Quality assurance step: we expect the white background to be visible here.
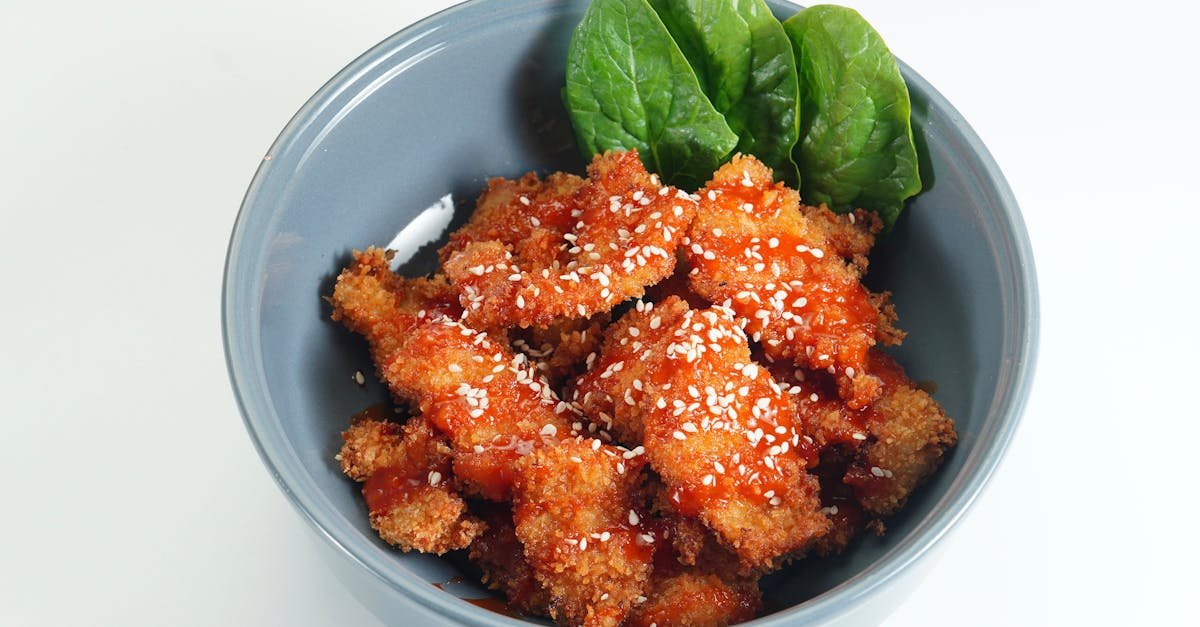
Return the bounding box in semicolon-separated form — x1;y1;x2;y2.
2;0;1197;624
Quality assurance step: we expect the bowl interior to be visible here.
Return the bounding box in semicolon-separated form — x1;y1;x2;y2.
224;0;1035;624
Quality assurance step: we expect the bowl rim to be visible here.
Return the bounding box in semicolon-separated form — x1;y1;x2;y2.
222;0;1040;624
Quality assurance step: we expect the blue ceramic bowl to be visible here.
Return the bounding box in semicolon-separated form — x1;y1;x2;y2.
223;0;1038;624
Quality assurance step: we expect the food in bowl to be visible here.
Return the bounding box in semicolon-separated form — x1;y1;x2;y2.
326;148;956;626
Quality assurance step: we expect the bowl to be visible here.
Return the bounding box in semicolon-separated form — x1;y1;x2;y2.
222;0;1039;624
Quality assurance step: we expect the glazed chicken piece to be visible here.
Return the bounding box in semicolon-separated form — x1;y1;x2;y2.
336;414;484;553
513;437;654;627
333;248;655;626
574;296;830;572
331;247;572;501
771;350;957;521
683;154;902;410
443;150;697;330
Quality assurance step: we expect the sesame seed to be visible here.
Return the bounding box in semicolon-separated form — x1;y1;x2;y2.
541;424;557;437
519;196;531;206
579;538;588;550
702;474;715;486
629;510;640;525
870;466;886;477
353;370;365;386
599;531;611;542
448;363;462;373
428;471;442;485
852;433;867;441
592;438;601;451
672;431;687;441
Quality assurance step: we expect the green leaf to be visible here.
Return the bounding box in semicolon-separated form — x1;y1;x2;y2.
783;5;922;230
648;0;801;185
564;0;739;188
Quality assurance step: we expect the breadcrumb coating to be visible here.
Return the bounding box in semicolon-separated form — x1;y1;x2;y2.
513;438;654;627
331;247;573;501
576;297;829;573
336;416;484;554
683;155;902;410
443;150;697;330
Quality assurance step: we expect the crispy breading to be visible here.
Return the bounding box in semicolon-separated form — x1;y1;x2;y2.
468;503;553;618
683;155;902;410
575;297;830;573
336;416;484;554
625;570;760;627
330;248;573;500
510;313;609;390
843;352;958;517
443;150;697;330
439;170;586;265
512;438;654;627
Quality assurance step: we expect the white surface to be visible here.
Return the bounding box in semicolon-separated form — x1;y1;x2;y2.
1;0;1197;624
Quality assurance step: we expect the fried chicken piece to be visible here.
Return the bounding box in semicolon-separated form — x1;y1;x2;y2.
469;504;553;618
439;170;586;265
336;415;484;554
625;570;760;627
510;313;608;390
443;150;698;330
842;352;958;517
330;247;573;501
512;437;654;627
773;351;957;520
575;297;830;573
683;155;902;410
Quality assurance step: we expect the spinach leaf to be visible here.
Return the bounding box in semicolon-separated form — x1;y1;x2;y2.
648;0;801;185
564;0;739;188
783;5;921;230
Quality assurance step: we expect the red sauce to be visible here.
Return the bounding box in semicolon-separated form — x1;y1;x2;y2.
362;465;422;515
687;181;880;398
465;596;524;618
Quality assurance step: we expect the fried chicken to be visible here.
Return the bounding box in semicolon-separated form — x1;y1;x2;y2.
443;150;697;330
683;154;902;410
512;437;654;627
575;296;830;573
336;415;484;553
773;350;957;523
331;247;573;501
842;352;958;517
625;570;760;627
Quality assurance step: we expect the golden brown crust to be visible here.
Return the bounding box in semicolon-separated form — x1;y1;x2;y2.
443;150;697;330
625;570;760;627
337;416;484;554
683;155;902;410
845;355;958;516
576;297;830;573
513;438;653;627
